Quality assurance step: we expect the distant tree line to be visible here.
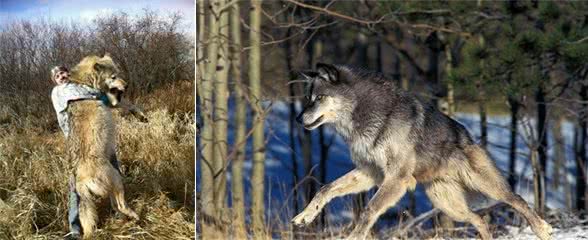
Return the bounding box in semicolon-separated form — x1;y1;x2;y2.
0;9;194;127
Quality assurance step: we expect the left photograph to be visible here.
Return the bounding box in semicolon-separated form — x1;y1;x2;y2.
0;1;195;239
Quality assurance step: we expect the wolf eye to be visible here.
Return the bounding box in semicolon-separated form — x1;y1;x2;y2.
316;95;326;101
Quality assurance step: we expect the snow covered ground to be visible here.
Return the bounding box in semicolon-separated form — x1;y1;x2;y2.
494;225;587;240
197;99;584;235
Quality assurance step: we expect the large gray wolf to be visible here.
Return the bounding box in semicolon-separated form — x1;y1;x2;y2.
291;63;552;240
68;54;139;238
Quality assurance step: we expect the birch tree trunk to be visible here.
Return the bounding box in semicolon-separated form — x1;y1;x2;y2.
249;0;266;237
196;0;206;94
199;0;221;237
230;1;247;238
213;0;230;217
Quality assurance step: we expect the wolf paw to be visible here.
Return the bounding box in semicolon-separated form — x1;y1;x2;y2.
125;210;140;221
291;211;316;226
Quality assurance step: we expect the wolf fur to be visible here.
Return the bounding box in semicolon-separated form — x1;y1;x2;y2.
291;63;553;240
67;54;139;238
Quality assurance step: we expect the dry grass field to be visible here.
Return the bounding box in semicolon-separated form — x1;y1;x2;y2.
0;80;195;239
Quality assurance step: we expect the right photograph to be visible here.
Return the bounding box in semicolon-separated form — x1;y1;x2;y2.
196;1;588;239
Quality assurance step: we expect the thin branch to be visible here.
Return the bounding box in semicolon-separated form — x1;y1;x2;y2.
284;0;383;25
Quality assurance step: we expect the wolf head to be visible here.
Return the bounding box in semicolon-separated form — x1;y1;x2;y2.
70;54;127;107
296;63;356;130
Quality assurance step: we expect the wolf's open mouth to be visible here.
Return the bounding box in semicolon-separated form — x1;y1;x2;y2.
304;115;324;129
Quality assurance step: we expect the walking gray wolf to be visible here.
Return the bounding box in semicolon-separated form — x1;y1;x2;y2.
291;63;553;240
67;54;139;238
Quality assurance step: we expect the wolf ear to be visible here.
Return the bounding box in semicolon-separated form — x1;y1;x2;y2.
316;63;339;84
101;53;113;62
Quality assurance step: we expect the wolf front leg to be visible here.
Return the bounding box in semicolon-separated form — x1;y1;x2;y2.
292;168;376;226
117;99;148;122
346;176;413;240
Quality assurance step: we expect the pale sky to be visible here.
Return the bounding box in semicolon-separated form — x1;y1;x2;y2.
0;0;194;35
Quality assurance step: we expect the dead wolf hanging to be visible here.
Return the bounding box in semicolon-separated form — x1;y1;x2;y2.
292;63;553;240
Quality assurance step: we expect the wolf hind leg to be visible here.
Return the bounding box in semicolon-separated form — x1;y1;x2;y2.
76;182;101;239
464;145;553;240
424;180;491;240
111;172;139;220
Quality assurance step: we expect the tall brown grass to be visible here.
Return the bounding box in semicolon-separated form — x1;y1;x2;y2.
0;80;195;239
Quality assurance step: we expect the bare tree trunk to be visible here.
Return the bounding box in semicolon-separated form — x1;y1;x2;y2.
300;129;312;206
377;40;383;73
531;148;546;216
230;2;247;238
508;96;519;190
535;86;547;215
302;37;321;209
477;36;488;149
195;3;204;237
425;31;442;108
199;0;221;237
444;44;455;117
577;83;587;215
391;51;402;85
354;32;369;67
312;39;328;228
553;116;565;190
249;0;266;237
478;87;487;149
284;27;299;218
213;0;230;218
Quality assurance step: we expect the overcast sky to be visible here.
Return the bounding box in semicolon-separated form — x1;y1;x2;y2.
0;0;194;35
